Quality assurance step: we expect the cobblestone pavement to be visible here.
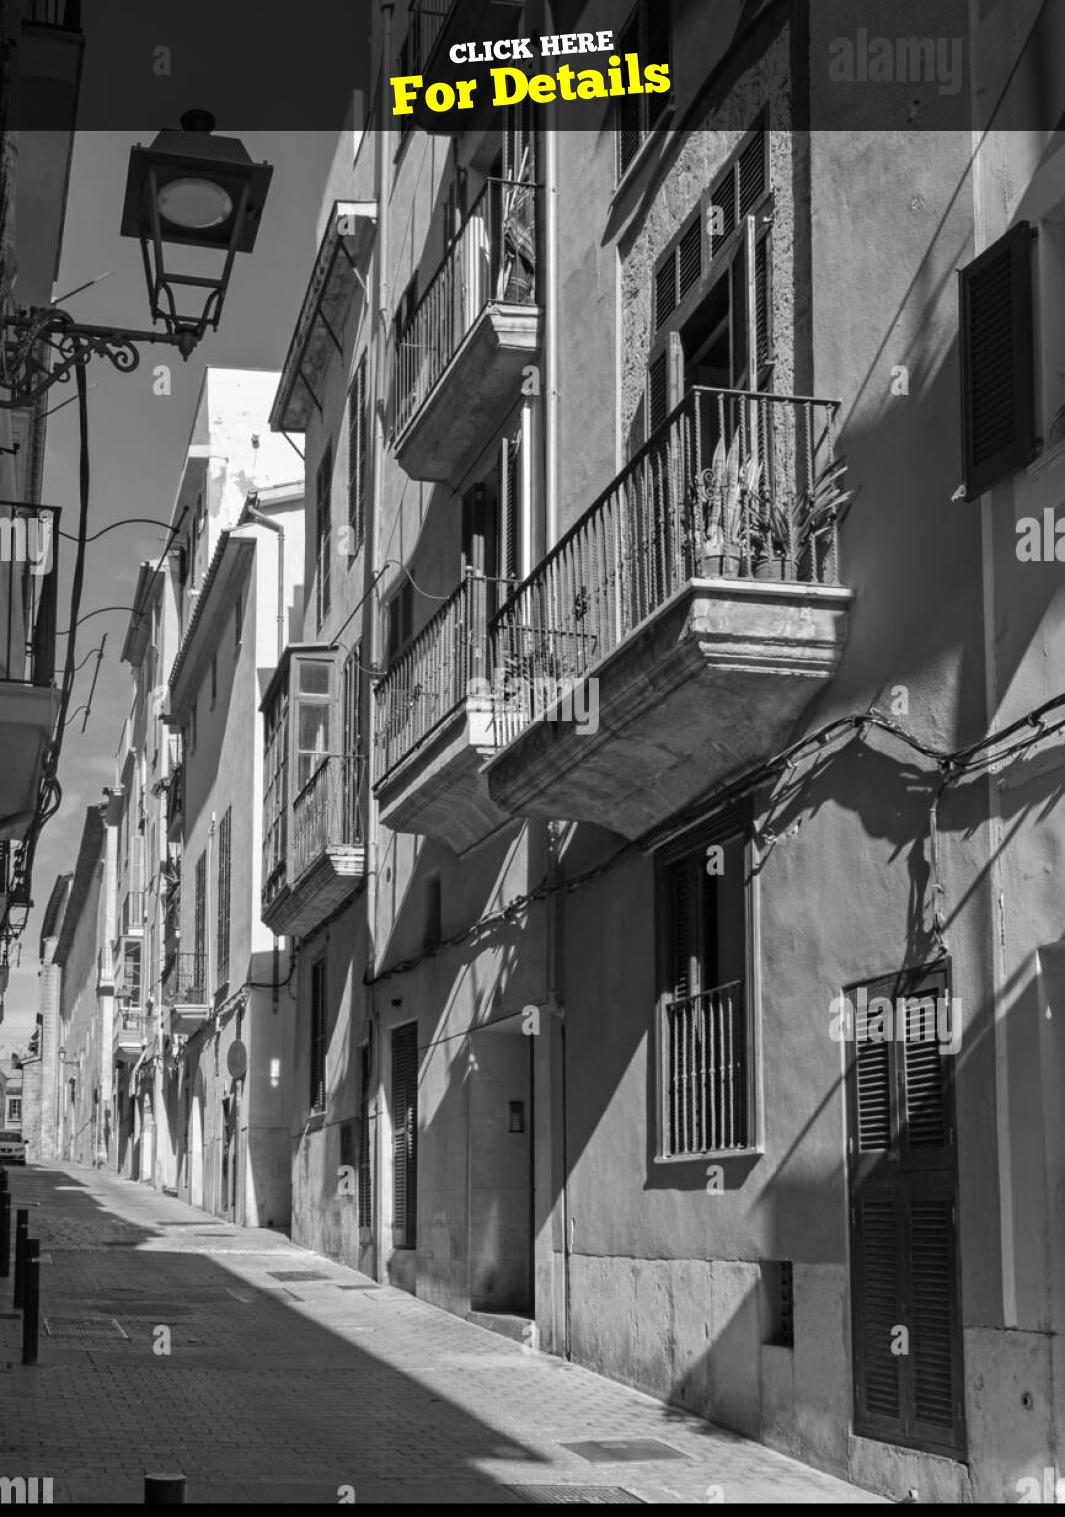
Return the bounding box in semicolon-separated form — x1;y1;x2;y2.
0;1164;885;1504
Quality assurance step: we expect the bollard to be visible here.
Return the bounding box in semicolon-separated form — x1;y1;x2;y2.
13;1207;27;1309
0;1189;9;1279
21;1239;38;1365
144;1475;187;1504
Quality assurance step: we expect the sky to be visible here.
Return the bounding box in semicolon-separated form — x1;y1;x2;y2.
0;127;337;1056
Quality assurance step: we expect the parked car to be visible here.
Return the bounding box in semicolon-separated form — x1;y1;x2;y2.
0;1132;26;1164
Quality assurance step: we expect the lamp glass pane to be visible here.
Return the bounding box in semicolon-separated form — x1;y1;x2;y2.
158;177;234;230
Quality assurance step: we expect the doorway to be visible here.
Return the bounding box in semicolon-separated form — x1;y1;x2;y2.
846;963;965;1458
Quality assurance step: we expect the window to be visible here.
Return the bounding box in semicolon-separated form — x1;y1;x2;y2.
347;355;368;556
657;824;751;1157
617;0;672;178
761;1260;794;1349
384;581;414;666
262;671;290;896
424;872;442;950
342;644;362;844
646;128;771;436
216;807;231;986
194;850;207;980
391;1022;418;1249
958;221;1037;499
310;957;327;1112
315;442;333;629
295;658;332;794
7;1096;21;1124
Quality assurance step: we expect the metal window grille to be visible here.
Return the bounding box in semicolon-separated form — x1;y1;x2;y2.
216;807;231;985
347;357;368;554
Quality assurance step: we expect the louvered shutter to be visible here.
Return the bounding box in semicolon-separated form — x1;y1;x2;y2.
755;234;770;374
347;356;367;551
391;1023;418;1248
358;1042;373;1229
500;429;521;584
959;221;1037;499
848;968;965;1459
678;216;702;303
712;172;736;259
655;257;677;332
738;132;768;217
648;352;668;434
645;0;671;127
617;13;641;175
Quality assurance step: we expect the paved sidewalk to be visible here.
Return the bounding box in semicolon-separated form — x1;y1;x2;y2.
0;1165;884;1504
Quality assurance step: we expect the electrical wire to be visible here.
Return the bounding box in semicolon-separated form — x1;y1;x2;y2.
365;690;1065;987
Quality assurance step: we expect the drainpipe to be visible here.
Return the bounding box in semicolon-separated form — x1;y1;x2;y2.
539;0;570;1361
368;0;394;1286
239;495;285;664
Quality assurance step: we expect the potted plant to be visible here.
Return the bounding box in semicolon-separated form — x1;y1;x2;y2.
794;456;853;583
692;435;747;578
749;480;794;580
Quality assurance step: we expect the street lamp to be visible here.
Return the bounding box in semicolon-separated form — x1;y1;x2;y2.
0;112;273;408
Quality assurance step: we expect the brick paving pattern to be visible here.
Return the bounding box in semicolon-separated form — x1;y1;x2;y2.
0;1165;885;1504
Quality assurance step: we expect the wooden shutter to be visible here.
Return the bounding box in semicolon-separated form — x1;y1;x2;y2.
391;1022;418;1248
358;1042;372;1229
738;132;768;218
310;959;326;1111
617;12;641;175
711;171;736;259
847;966;965;1459
645;0;671;127
959;221;1037;499
647;332;685;436
500;428;521;584
347;356;367;552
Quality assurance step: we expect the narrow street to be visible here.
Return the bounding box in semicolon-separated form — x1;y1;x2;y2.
0;1164;883;1505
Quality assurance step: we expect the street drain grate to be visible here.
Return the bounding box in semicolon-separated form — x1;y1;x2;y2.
267;1270;332;1282
334;1283;377;1291
509;1488;643;1504
90;1302;193;1317
43;1316;128;1341
562;1441;688;1465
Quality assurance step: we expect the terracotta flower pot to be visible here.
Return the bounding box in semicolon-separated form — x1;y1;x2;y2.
700;546;742;579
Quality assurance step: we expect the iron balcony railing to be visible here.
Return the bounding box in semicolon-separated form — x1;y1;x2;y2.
291;752;365;885
375;574;490;778
0;505;58;686
25;0;81;27
403;0;450;76
391;174;539;438
488;386;844;747
163;951;206;1007
665;981;748;1156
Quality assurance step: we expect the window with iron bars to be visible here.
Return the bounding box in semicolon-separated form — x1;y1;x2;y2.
657;822;754;1158
315;442;333;630
347;355;368;558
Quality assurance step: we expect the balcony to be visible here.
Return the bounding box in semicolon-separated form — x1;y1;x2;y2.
484;387;854;839
262;753;366;938
113;1008;145;1066
390;175;541;484
404;0;525;134
0;505;60;837
163;952;208;1035
374;574;508;853
166;761;184;842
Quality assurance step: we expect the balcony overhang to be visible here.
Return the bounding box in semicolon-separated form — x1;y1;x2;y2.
0;684;60;838
168;1003;209;1036
485;579;853;841
270;200;376;434
13;15;84;303
375;696;508;854
394;303;541;485
113;1029;144;1065
262;844;367;938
